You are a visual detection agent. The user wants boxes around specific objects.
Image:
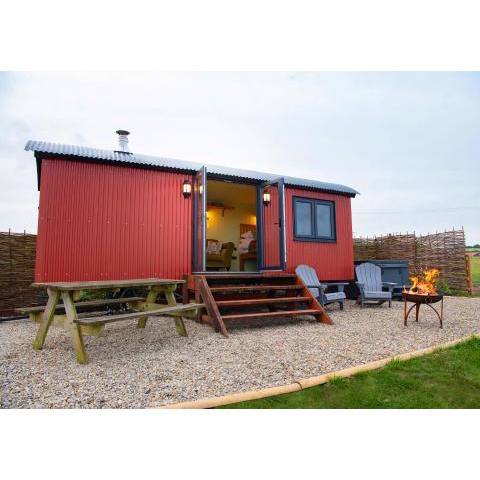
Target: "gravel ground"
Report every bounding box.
[1,296,479,408]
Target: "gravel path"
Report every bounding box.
[1,296,479,408]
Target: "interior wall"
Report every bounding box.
[207,180,257,271]
[207,205,256,271]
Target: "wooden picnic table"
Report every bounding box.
[29,278,197,364]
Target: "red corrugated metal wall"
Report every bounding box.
[262,186,280,266]
[36,158,354,281]
[284,188,354,280]
[36,159,192,282]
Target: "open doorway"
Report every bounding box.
[206,180,257,272]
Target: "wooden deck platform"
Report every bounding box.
[184,273,332,337]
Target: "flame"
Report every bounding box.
[407,268,439,295]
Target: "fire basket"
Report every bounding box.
[403,292,444,328]
[403,268,444,328]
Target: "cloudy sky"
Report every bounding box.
[1,72,479,243]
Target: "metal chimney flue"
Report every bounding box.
[115,129,130,153]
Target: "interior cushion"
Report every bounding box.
[240,230,255,239]
[206,240,223,254]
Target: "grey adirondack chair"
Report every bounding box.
[295,264,347,310]
[355,262,397,307]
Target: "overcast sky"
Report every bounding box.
[1,72,479,243]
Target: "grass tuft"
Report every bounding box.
[385,358,402,369]
[327,375,347,386]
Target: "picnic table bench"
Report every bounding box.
[17,296,147,318]
[20,279,202,364]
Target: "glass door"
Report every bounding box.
[193,166,207,272]
[258,177,286,270]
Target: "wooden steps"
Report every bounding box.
[222,309,322,321]
[200,273,297,280]
[215,296,311,307]
[209,285,303,293]
[186,273,332,336]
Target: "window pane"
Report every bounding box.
[295,201,312,236]
[315,203,332,237]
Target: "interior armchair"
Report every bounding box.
[206,239,235,271]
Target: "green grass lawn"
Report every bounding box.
[471,256,480,287]
[222,337,480,408]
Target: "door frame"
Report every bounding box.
[257,177,286,271]
[192,173,287,274]
[192,166,207,273]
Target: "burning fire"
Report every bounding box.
[405,268,440,295]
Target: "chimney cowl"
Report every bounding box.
[115,129,131,153]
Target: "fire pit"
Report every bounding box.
[403,268,444,328]
[403,292,444,328]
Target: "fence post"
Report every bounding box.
[465,254,473,295]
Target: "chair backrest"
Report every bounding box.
[295,264,321,288]
[221,242,235,254]
[355,262,382,291]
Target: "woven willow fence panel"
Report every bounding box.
[0,231,39,315]
[354,229,469,291]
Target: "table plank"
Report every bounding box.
[32,278,185,290]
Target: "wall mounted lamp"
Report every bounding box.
[263,190,271,206]
[182,179,192,198]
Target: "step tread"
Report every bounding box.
[210,285,303,293]
[195,274,297,279]
[216,296,311,307]
[222,309,322,321]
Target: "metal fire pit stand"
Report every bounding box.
[403,293,444,329]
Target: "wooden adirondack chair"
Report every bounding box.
[355,262,397,307]
[295,264,347,310]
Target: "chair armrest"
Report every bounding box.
[324,282,349,293]
[382,282,397,293]
[306,284,327,292]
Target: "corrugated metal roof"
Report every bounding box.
[25,140,359,196]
